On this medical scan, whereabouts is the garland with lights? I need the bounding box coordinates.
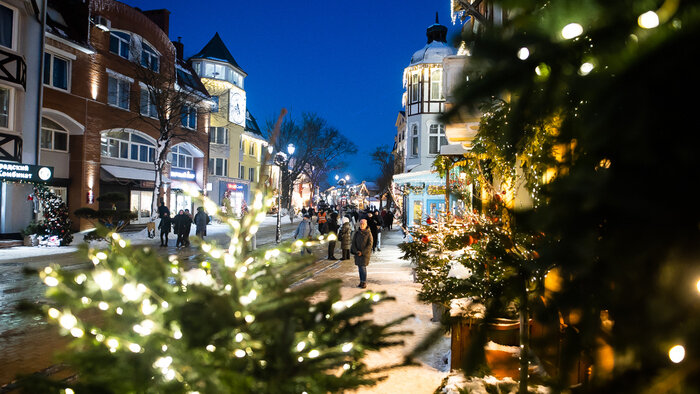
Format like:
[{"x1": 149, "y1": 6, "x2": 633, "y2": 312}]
[{"x1": 19, "y1": 189, "x2": 411, "y2": 393}]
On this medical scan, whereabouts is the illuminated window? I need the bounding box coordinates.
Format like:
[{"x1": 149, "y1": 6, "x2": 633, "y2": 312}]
[
  {"x1": 430, "y1": 69, "x2": 444, "y2": 100},
  {"x1": 410, "y1": 72, "x2": 420, "y2": 103},
  {"x1": 171, "y1": 145, "x2": 194, "y2": 170},
  {"x1": 101, "y1": 130, "x2": 155, "y2": 162}
]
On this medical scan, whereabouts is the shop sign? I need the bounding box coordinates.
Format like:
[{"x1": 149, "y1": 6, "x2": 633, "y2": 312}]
[
  {"x1": 0, "y1": 160, "x2": 53, "y2": 182},
  {"x1": 226, "y1": 183, "x2": 244, "y2": 191},
  {"x1": 171, "y1": 169, "x2": 196, "y2": 180}
]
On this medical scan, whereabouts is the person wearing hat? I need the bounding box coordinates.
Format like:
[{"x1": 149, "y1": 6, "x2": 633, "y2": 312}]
[{"x1": 351, "y1": 219, "x2": 373, "y2": 288}]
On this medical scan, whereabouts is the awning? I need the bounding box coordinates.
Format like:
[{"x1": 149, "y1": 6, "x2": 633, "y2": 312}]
[
  {"x1": 440, "y1": 143, "x2": 471, "y2": 156},
  {"x1": 101, "y1": 165, "x2": 169, "y2": 183}
]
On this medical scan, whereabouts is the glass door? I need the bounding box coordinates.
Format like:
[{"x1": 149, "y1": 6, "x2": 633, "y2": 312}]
[{"x1": 130, "y1": 191, "x2": 153, "y2": 224}]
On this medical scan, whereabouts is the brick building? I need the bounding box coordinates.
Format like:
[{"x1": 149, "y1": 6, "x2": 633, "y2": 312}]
[{"x1": 41, "y1": 0, "x2": 209, "y2": 231}]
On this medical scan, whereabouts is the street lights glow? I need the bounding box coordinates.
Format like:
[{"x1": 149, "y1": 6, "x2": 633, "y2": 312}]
[{"x1": 274, "y1": 144, "x2": 294, "y2": 243}]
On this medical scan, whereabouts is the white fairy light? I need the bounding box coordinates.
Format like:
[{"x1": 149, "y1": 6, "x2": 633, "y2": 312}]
[
  {"x1": 96, "y1": 252, "x2": 108, "y2": 260},
  {"x1": 48, "y1": 308, "x2": 60, "y2": 319},
  {"x1": 128, "y1": 343, "x2": 142, "y2": 353},
  {"x1": 98, "y1": 302, "x2": 109, "y2": 310},
  {"x1": 235, "y1": 333, "x2": 243, "y2": 342},
  {"x1": 173, "y1": 330, "x2": 183, "y2": 339},
  {"x1": 116, "y1": 307, "x2": 123, "y2": 315},
  {"x1": 235, "y1": 349, "x2": 246, "y2": 358},
  {"x1": 342, "y1": 343, "x2": 353, "y2": 352},
  {"x1": 206, "y1": 344, "x2": 216, "y2": 352},
  {"x1": 343, "y1": 363, "x2": 350, "y2": 370},
  {"x1": 74, "y1": 273, "x2": 87, "y2": 284},
  {"x1": 70, "y1": 327, "x2": 84, "y2": 338},
  {"x1": 94, "y1": 271, "x2": 113, "y2": 290},
  {"x1": 245, "y1": 314, "x2": 255, "y2": 323},
  {"x1": 44, "y1": 276, "x2": 59, "y2": 287},
  {"x1": 308, "y1": 349, "x2": 320, "y2": 358},
  {"x1": 669, "y1": 345, "x2": 685, "y2": 363},
  {"x1": 638, "y1": 11, "x2": 659, "y2": 29},
  {"x1": 517, "y1": 47, "x2": 529, "y2": 60},
  {"x1": 59, "y1": 314, "x2": 78, "y2": 329},
  {"x1": 106, "y1": 338, "x2": 119, "y2": 349},
  {"x1": 579, "y1": 62, "x2": 594, "y2": 76},
  {"x1": 561, "y1": 23, "x2": 583, "y2": 39},
  {"x1": 296, "y1": 341, "x2": 306, "y2": 352},
  {"x1": 117, "y1": 267, "x2": 126, "y2": 276},
  {"x1": 118, "y1": 239, "x2": 127, "y2": 248}
]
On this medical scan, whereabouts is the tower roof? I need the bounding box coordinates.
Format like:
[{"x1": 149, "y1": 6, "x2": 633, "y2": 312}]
[
  {"x1": 409, "y1": 13, "x2": 455, "y2": 66},
  {"x1": 189, "y1": 32, "x2": 245, "y2": 73}
]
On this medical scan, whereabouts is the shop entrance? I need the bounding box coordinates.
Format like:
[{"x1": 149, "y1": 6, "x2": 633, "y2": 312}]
[
  {"x1": 169, "y1": 191, "x2": 192, "y2": 215},
  {"x1": 130, "y1": 190, "x2": 153, "y2": 224}
]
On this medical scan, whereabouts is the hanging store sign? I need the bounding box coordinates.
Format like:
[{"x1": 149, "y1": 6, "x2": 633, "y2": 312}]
[
  {"x1": 0, "y1": 160, "x2": 53, "y2": 182},
  {"x1": 170, "y1": 169, "x2": 196, "y2": 180}
]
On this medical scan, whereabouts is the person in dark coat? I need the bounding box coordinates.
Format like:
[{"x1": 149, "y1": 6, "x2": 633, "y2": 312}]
[
  {"x1": 386, "y1": 210, "x2": 394, "y2": 230},
  {"x1": 183, "y1": 209, "x2": 193, "y2": 246},
  {"x1": 351, "y1": 219, "x2": 373, "y2": 288},
  {"x1": 366, "y1": 212, "x2": 379, "y2": 252},
  {"x1": 194, "y1": 206, "x2": 209, "y2": 238},
  {"x1": 173, "y1": 210, "x2": 185, "y2": 247},
  {"x1": 158, "y1": 211, "x2": 172, "y2": 247},
  {"x1": 339, "y1": 217, "x2": 352, "y2": 260},
  {"x1": 326, "y1": 212, "x2": 340, "y2": 260},
  {"x1": 157, "y1": 198, "x2": 170, "y2": 219}
]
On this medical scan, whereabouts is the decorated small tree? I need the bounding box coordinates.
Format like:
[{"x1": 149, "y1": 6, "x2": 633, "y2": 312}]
[
  {"x1": 34, "y1": 184, "x2": 73, "y2": 246},
  {"x1": 22, "y1": 188, "x2": 411, "y2": 393}
]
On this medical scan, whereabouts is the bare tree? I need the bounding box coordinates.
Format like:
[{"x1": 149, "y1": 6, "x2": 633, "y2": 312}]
[
  {"x1": 266, "y1": 113, "x2": 356, "y2": 209},
  {"x1": 370, "y1": 145, "x2": 394, "y2": 207},
  {"x1": 123, "y1": 44, "x2": 211, "y2": 219}
]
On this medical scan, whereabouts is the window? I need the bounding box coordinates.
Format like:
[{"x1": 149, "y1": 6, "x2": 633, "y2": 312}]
[
  {"x1": 411, "y1": 125, "x2": 419, "y2": 156},
  {"x1": 430, "y1": 69, "x2": 444, "y2": 100},
  {"x1": 1, "y1": 3, "x2": 16, "y2": 50},
  {"x1": 210, "y1": 127, "x2": 229, "y2": 145},
  {"x1": 101, "y1": 130, "x2": 155, "y2": 162},
  {"x1": 209, "y1": 157, "x2": 228, "y2": 176},
  {"x1": 108, "y1": 76, "x2": 130, "y2": 110},
  {"x1": 0, "y1": 85, "x2": 11, "y2": 129},
  {"x1": 181, "y1": 105, "x2": 196, "y2": 129},
  {"x1": 141, "y1": 42, "x2": 159, "y2": 72},
  {"x1": 200, "y1": 61, "x2": 243, "y2": 88},
  {"x1": 211, "y1": 96, "x2": 219, "y2": 112},
  {"x1": 428, "y1": 124, "x2": 447, "y2": 154},
  {"x1": 410, "y1": 72, "x2": 420, "y2": 103},
  {"x1": 248, "y1": 167, "x2": 255, "y2": 182},
  {"x1": 171, "y1": 145, "x2": 194, "y2": 169},
  {"x1": 40, "y1": 118, "x2": 68, "y2": 151},
  {"x1": 239, "y1": 137, "x2": 244, "y2": 151},
  {"x1": 139, "y1": 86, "x2": 157, "y2": 118},
  {"x1": 239, "y1": 164, "x2": 245, "y2": 179},
  {"x1": 248, "y1": 141, "x2": 255, "y2": 156},
  {"x1": 43, "y1": 53, "x2": 69, "y2": 90},
  {"x1": 109, "y1": 31, "x2": 131, "y2": 59}
]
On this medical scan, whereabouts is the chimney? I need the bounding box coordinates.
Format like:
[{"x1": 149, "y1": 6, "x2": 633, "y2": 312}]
[
  {"x1": 142, "y1": 9, "x2": 170, "y2": 35},
  {"x1": 172, "y1": 37, "x2": 184, "y2": 60}
]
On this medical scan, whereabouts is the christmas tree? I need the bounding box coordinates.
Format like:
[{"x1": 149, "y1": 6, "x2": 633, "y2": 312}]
[
  {"x1": 34, "y1": 184, "x2": 73, "y2": 246},
  {"x1": 446, "y1": 0, "x2": 700, "y2": 391},
  {"x1": 25, "y1": 189, "x2": 411, "y2": 393}
]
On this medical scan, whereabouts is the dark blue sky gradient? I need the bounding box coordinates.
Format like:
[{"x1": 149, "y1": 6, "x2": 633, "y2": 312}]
[{"x1": 127, "y1": 0, "x2": 464, "y2": 183}]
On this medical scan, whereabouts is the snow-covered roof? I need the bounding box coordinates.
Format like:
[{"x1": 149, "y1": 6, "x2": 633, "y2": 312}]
[{"x1": 410, "y1": 41, "x2": 457, "y2": 66}]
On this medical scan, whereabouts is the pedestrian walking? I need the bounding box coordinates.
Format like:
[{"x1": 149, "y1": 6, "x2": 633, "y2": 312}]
[
  {"x1": 158, "y1": 211, "x2": 172, "y2": 246},
  {"x1": 293, "y1": 214, "x2": 314, "y2": 255},
  {"x1": 194, "y1": 206, "x2": 209, "y2": 238},
  {"x1": 326, "y1": 212, "x2": 340, "y2": 260},
  {"x1": 157, "y1": 198, "x2": 170, "y2": 219},
  {"x1": 181, "y1": 209, "x2": 193, "y2": 247},
  {"x1": 367, "y1": 212, "x2": 378, "y2": 252},
  {"x1": 351, "y1": 219, "x2": 373, "y2": 288},
  {"x1": 339, "y1": 217, "x2": 352, "y2": 260},
  {"x1": 373, "y1": 212, "x2": 383, "y2": 251},
  {"x1": 173, "y1": 209, "x2": 185, "y2": 247},
  {"x1": 317, "y1": 209, "x2": 328, "y2": 235},
  {"x1": 386, "y1": 210, "x2": 394, "y2": 230}
]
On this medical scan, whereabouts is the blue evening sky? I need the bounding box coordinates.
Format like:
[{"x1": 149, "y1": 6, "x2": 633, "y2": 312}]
[{"x1": 126, "y1": 0, "x2": 464, "y2": 184}]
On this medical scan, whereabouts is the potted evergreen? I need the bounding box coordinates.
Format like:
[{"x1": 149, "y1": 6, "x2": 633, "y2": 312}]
[{"x1": 21, "y1": 220, "x2": 44, "y2": 246}]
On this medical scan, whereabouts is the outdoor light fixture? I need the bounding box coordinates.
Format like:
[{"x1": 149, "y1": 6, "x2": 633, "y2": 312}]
[{"x1": 274, "y1": 144, "x2": 295, "y2": 243}]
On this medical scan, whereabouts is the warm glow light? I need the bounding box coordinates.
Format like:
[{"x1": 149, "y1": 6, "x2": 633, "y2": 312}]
[
  {"x1": 579, "y1": 62, "x2": 594, "y2": 76},
  {"x1": 696, "y1": 278, "x2": 700, "y2": 293},
  {"x1": 669, "y1": 345, "x2": 685, "y2": 363},
  {"x1": 561, "y1": 23, "x2": 583, "y2": 39},
  {"x1": 638, "y1": 11, "x2": 660, "y2": 29}
]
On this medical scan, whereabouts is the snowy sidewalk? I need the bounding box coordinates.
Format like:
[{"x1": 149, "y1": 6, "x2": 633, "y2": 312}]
[{"x1": 307, "y1": 228, "x2": 451, "y2": 393}]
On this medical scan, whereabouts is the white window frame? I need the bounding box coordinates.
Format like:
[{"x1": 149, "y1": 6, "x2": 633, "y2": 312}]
[
  {"x1": 210, "y1": 126, "x2": 229, "y2": 145},
  {"x1": 430, "y1": 69, "x2": 444, "y2": 101},
  {"x1": 109, "y1": 30, "x2": 131, "y2": 59},
  {"x1": 140, "y1": 41, "x2": 160, "y2": 72},
  {"x1": 181, "y1": 104, "x2": 197, "y2": 129},
  {"x1": 139, "y1": 83, "x2": 158, "y2": 118},
  {"x1": 248, "y1": 140, "x2": 255, "y2": 156},
  {"x1": 428, "y1": 123, "x2": 447, "y2": 155},
  {"x1": 40, "y1": 118, "x2": 69, "y2": 152},
  {"x1": 106, "y1": 70, "x2": 132, "y2": 110},
  {"x1": 43, "y1": 51, "x2": 72, "y2": 92},
  {"x1": 171, "y1": 145, "x2": 194, "y2": 170},
  {"x1": 0, "y1": 84, "x2": 14, "y2": 131},
  {"x1": 0, "y1": 2, "x2": 18, "y2": 51},
  {"x1": 209, "y1": 157, "x2": 228, "y2": 176},
  {"x1": 410, "y1": 124, "x2": 419, "y2": 157},
  {"x1": 410, "y1": 72, "x2": 420, "y2": 103},
  {"x1": 248, "y1": 167, "x2": 255, "y2": 182},
  {"x1": 239, "y1": 164, "x2": 245, "y2": 179},
  {"x1": 100, "y1": 130, "x2": 156, "y2": 163}
]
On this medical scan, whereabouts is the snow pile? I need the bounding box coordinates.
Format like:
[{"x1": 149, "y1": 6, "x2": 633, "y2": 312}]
[
  {"x1": 440, "y1": 372, "x2": 551, "y2": 394},
  {"x1": 449, "y1": 297, "x2": 485, "y2": 318}
]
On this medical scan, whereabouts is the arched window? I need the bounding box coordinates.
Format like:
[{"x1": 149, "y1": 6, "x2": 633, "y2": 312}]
[
  {"x1": 100, "y1": 130, "x2": 155, "y2": 162},
  {"x1": 170, "y1": 145, "x2": 194, "y2": 170},
  {"x1": 40, "y1": 117, "x2": 68, "y2": 152}
]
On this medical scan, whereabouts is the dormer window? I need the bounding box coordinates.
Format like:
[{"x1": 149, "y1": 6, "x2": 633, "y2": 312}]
[
  {"x1": 141, "y1": 42, "x2": 159, "y2": 72},
  {"x1": 109, "y1": 31, "x2": 131, "y2": 59}
]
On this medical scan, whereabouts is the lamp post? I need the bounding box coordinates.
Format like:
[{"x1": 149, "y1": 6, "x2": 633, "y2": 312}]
[{"x1": 274, "y1": 143, "x2": 295, "y2": 244}]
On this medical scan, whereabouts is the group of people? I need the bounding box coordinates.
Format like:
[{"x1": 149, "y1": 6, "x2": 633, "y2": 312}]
[
  {"x1": 157, "y1": 200, "x2": 210, "y2": 248},
  {"x1": 294, "y1": 204, "x2": 397, "y2": 289}
]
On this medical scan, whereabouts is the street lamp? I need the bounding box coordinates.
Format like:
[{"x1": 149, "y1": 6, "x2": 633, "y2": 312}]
[{"x1": 274, "y1": 143, "x2": 295, "y2": 244}]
